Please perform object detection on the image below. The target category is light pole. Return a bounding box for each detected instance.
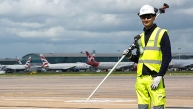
[178,48,181,60]
[117,50,120,61]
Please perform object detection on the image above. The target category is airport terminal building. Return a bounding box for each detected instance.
[1,52,193,65]
[21,52,131,65]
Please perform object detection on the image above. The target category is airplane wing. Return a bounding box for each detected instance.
[178,64,193,68]
[5,67,25,70]
[60,66,76,70]
[45,65,77,71]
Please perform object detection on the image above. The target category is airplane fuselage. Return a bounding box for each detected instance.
[45,63,90,70]
[169,59,193,69]
[96,62,133,70]
[5,65,28,70]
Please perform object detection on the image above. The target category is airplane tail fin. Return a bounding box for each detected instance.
[85,51,99,67]
[85,51,96,63]
[25,57,31,68]
[39,54,49,68]
[17,58,22,64]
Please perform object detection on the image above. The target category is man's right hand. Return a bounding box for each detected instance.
[123,49,132,58]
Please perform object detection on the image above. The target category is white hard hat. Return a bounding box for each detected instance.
[138,5,155,16]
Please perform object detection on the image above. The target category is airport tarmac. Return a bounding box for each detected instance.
[0,75,193,109]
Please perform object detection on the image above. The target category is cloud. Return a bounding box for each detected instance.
[18,26,64,37]
[53,0,60,4]
[169,28,193,53]
[0,0,192,58]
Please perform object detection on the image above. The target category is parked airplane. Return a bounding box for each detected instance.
[3,57,31,73]
[73,62,91,71]
[40,54,90,72]
[85,51,135,71]
[169,59,193,70]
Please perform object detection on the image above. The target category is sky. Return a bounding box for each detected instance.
[0,0,193,58]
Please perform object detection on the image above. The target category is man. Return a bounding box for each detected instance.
[123,4,171,109]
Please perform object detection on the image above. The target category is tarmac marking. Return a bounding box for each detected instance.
[3,98,62,102]
[2,97,136,103]
[65,98,136,103]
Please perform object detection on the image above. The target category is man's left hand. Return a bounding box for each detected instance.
[151,76,162,90]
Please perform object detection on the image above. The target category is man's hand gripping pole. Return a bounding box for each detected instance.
[85,3,169,103]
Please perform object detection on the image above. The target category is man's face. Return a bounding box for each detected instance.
[140,14,155,29]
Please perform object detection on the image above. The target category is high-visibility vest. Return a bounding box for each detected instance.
[137,27,168,76]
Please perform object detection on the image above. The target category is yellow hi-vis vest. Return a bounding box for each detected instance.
[137,27,168,76]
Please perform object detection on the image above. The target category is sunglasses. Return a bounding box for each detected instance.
[140,15,153,19]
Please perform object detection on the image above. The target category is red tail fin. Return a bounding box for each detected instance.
[39,54,49,68]
[25,57,31,68]
[85,51,99,67]
[85,51,96,62]
[17,58,22,64]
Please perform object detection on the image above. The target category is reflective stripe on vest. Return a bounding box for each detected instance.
[138,60,162,64]
[137,27,167,76]
[144,29,162,51]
